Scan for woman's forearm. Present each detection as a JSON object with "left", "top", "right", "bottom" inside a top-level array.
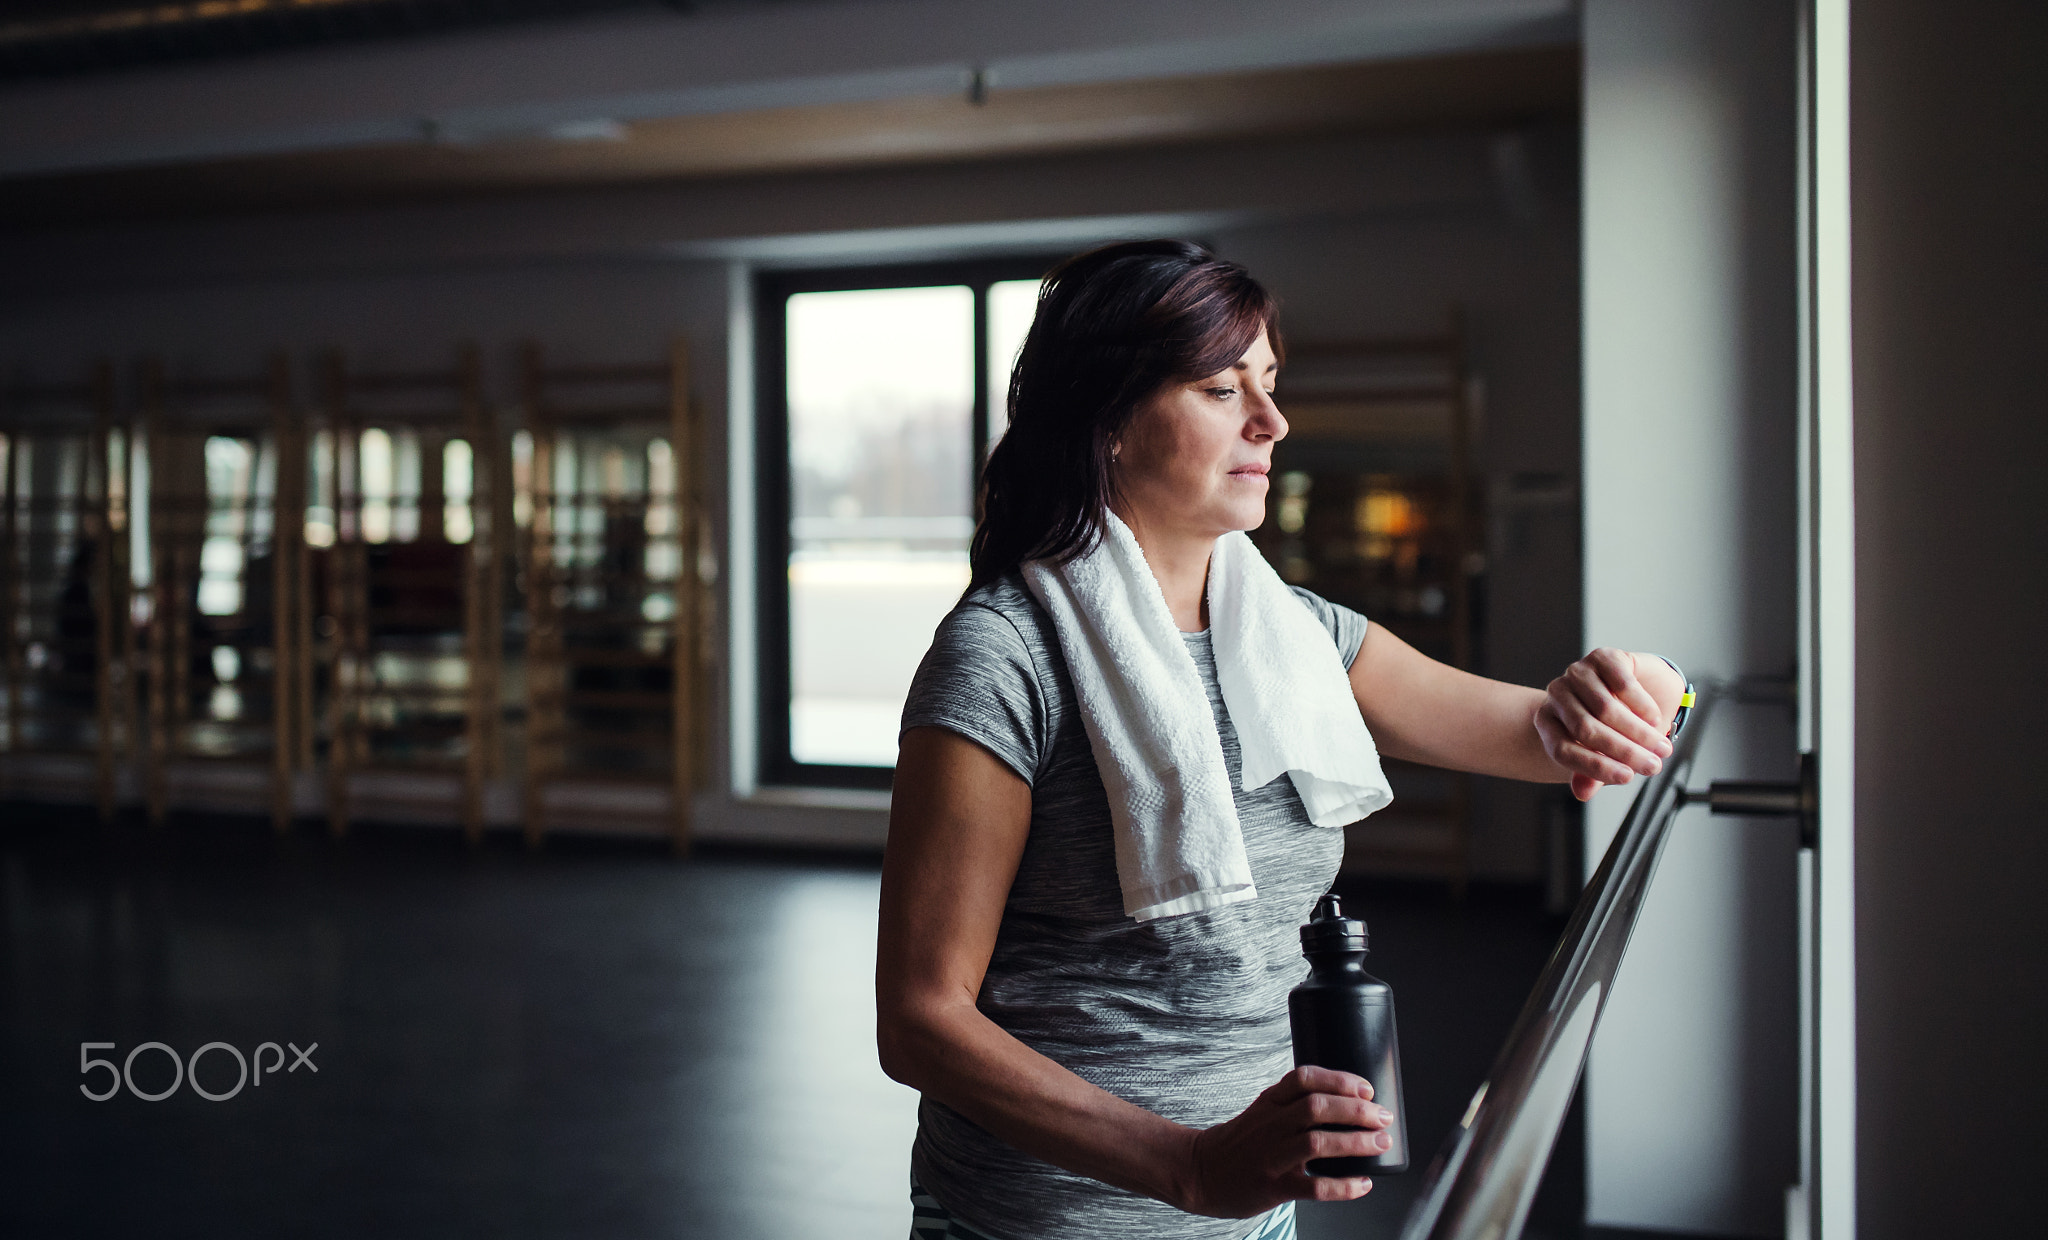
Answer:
[
  {"left": 1349, "top": 625, "right": 1560, "bottom": 781},
  {"left": 1373, "top": 664, "right": 1560, "bottom": 781},
  {"left": 879, "top": 996, "right": 1197, "bottom": 1209},
  {"left": 1351, "top": 627, "right": 1684, "bottom": 784}
]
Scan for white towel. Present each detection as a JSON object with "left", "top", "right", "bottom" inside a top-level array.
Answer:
[{"left": 1023, "top": 513, "right": 1392, "bottom": 922}]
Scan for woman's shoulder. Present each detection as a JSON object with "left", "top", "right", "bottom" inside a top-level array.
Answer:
[
  {"left": 917, "top": 571, "right": 1056, "bottom": 682},
  {"left": 961, "top": 568, "right": 1038, "bottom": 613},
  {"left": 907, "top": 571, "right": 1060, "bottom": 785},
  {"left": 1283, "top": 584, "right": 1371, "bottom": 669},
  {"left": 946, "top": 571, "right": 1053, "bottom": 648}
]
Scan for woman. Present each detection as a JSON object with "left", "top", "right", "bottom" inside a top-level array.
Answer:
[{"left": 876, "top": 241, "right": 1682, "bottom": 1240}]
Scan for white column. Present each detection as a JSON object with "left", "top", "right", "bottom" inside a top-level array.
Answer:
[
  {"left": 1582, "top": 2, "right": 1802, "bottom": 1234},
  {"left": 1808, "top": 2, "right": 1855, "bottom": 1235}
]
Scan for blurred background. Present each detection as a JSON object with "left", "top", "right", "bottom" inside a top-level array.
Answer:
[{"left": 2, "top": 3, "right": 2041, "bottom": 1239}]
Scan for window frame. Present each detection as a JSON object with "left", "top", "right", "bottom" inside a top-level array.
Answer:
[{"left": 753, "top": 256, "right": 1054, "bottom": 790}]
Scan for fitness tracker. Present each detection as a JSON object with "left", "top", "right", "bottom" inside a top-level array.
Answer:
[{"left": 1655, "top": 656, "right": 1697, "bottom": 740}]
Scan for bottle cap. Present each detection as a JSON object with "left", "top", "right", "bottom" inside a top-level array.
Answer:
[{"left": 1300, "top": 892, "right": 1369, "bottom": 956}]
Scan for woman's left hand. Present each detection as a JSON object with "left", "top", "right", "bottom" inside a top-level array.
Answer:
[{"left": 1534, "top": 648, "right": 1685, "bottom": 801}]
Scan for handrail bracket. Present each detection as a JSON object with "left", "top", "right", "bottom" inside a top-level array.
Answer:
[{"left": 1680, "top": 750, "right": 1818, "bottom": 849}]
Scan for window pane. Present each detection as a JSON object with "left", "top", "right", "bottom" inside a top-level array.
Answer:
[
  {"left": 443, "top": 438, "right": 474, "bottom": 543},
  {"left": 360, "top": 427, "right": 393, "bottom": 544},
  {"left": 391, "top": 428, "right": 421, "bottom": 543},
  {"left": 786, "top": 285, "right": 974, "bottom": 767},
  {"left": 199, "top": 436, "right": 252, "bottom": 615},
  {"left": 986, "top": 278, "right": 1040, "bottom": 448}
]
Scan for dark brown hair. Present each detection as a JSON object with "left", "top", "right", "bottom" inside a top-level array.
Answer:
[{"left": 968, "top": 239, "right": 1280, "bottom": 592}]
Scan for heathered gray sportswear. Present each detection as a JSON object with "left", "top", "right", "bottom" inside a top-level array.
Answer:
[{"left": 899, "top": 571, "right": 1370, "bottom": 1240}]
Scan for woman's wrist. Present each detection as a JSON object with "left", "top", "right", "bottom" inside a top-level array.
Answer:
[{"left": 1630, "top": 652, "right": 1687, "bottom": 725}]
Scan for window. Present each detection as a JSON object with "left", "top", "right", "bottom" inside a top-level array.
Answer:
[{"left": 756, "top": 259, "right": 1046, "bottom": 788}]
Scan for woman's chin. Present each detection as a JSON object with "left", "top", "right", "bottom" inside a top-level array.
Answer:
[
  {"left": 1215, "top": 508, "right": 1270, "bottom": 536},
  {"left": 1231, "top": 497, "right": 1273, "bottom": 532},
  {"left": 1143, "top": 499, "right": 1268, "bottom": 540}
]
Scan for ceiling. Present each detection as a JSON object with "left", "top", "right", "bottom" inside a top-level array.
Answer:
[
  {"left": 0, "top": 46, "right": 1576, "bottom": 228},
  {"left": 0, "top": 0, "right": 757, "bottom": 82}
]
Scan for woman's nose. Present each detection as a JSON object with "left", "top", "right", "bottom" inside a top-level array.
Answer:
[{"left": 1247, "top": 389, "right": 1287, "bottom": 442}]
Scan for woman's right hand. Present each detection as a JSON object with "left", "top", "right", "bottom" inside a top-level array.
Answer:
[{"left": 1177, "top": 1066, "right": 1391, "bottom": 1218}]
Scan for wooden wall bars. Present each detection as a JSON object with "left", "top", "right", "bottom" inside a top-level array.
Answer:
[
  {"left": 516, "top": 340, "right": 705, "bottom": 853},
  {"left": 3, "top": 338, "right": 707, "bottom": 847},
  {"left": 134, "top": 354, "right": 305, "bottom": 831},
  {"left": 315, "top": 346, "right": 502, "bottom": 842},
  {"left": 0, "top": 363, "right": 128, "bottom": 820}
]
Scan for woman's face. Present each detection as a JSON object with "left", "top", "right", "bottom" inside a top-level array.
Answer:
[{"left": 1111, "top": 329, "right": 1285, "bottom": 542}]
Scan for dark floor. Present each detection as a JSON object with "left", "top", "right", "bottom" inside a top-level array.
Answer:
[{"left": 0, "top": 803, "right": 1586, "bottom": 1240}]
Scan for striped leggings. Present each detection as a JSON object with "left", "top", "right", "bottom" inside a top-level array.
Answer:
[{"left": 908, "top": 1177, "right": 1297, "bottom": 1240}]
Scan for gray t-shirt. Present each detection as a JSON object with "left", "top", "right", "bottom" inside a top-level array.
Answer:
[{"left": 899, "top": 571, "right": 1370, "bottom": 1240}]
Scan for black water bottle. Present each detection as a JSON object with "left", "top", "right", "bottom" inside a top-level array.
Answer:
[{"left": 1288, "top": 893, "right": 1409, "bottom": 1175}]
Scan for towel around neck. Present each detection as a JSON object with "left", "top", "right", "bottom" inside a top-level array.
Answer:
[{"left": 1024, "top": 512, "right": 1392, "bottom": 922}]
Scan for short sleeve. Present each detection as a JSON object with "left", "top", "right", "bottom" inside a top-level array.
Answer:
[
  {"left": 900, "top": 602, "right": 1047, "bottom": 785},
  {"left": 1287, "top": 586, "right": 1371, "bottom": 670}
]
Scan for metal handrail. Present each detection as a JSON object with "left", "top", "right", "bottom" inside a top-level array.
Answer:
[{"left": 1398, "top": 688, "right": 1720, "bottom": 1240}]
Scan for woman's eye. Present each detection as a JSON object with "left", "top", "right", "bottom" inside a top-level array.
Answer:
[{"left": 1207, "top": 387, "right": 1238, "bottom": 399}]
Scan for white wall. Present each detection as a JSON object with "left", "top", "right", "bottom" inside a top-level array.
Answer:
[
  {"left": 0, "top": 124, "right": 1582, "bottom": 869},
  {"left": 1582, "top": 1, "right": 1802, "bottom": 1235}
]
